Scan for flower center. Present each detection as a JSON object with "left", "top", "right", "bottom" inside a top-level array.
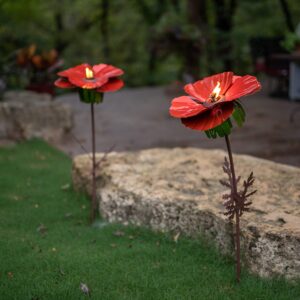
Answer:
[
  {"left": 85, "top": 67, "right": 94, "bottom": 79},
  {"left": 210, "top": 81, "right": 221, "bottom": 102}
]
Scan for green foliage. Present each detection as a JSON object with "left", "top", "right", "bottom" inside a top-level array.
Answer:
[
  {"left": 79, "top": 89, "right": 103, "bottom": 104},
  {"left": 0, "top": 140, "right": 300, "bottom": 299},
  {"left": 205, "top": 101, "right": 246, "bottom": 139},
  {"left": 281, "top": 32, "right": 300, "bottom": 52},
  {"left": 232, "top": 101, "right": 246, "bottom": 127},
  {"left": 205, "top": 118, "right": 233, "bottom": 139},
  {"left": 1, "top": 0, "right": 300, "bottom": 87}
]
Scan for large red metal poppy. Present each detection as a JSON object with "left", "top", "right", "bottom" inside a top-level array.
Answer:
[
  {"left": 55, "top": 63, "right": 124, "bottom": 92},
  {"left": 169, "top": 72, "right": 261, "bottom": 131}
]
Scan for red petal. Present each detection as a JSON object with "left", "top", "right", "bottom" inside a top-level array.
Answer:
[
  {"left": 185, "top": 72, "right": 234, "bottom": 101},
  {"left": 232, "top": 75, "right": 241, "bottom": 83},
  {"left": 184, "top": 80, "right": 211, "bottom": 102},
  {"left": 54, "top": 78, "right": 75, "bottom": 88},
  {"left": 169, "top": 96, "right": 207, "bottom": 118},
  {"left": 93, "top": 64, "right": 124, "bottom": 78},
  {"left": 96, "top": 78, "right": 124, "bottom": 92},
  {"left": 225, "top": 75, "right": 261, "bottom": 101},
  {"left": 68, "top": 75, "right": 108, "bottom": 89},
  {"left": 57, "top": 63, "right": 90, "bottom": 78},
  {"left": 202, "top": 71, "right": 233, "bottom": 96},
  {"left": 182, "top": 102, "right": 234, "bottom": 131}
]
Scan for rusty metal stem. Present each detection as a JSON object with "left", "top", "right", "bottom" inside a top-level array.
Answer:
[
  {"left": 225, "top": 134, "right": 241, "bottom": 283},
  {"left": 90, "top": 102, "right": 97, "bottom": 223}
]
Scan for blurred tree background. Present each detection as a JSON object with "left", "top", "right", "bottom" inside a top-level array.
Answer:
[{"left": 0, "top": 0, "right": 299, "bottom": 88}]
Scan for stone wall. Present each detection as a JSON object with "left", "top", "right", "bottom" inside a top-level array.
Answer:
[
  {"left": 0, "top": 91, "right": 73, "bottom": 142},
  {"left": 72, "top": 148, "right": 300, "bottom": 279}
]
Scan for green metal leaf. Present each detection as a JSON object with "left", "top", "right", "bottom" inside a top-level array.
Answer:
[
  {"left": 204, "top": 119, "right": 232, "bottom": 139},
  {"left": 79, "top": 89, "right": 103, "bottom": 104},
  {"left": 204, "top": 101, "right": 246, "bottom": 139},
  {"left": 232, "top": 101, "right": 246, "bottom": 127},
  {"left": 205, "top": 130, "right": 211, "bottom": 138},
  {"left": 216, "top": 118, "right": 232, "bottom": 137}
]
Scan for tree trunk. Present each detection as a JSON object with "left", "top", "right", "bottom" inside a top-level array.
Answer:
[
  {"left": 133, "top": 0, "right": 169, "bottom": 83},
  {"left": 54, "top": 12, "right": 68, "bottom": 54},
  {"left": 213, "top": 0, "right": 237, "bottom": 70},
  {"left": 278, "top": 0, "right": 295, "bottom": 32},
  {"left": 185, "top": 0, "right": 207, "bottom": 80},
  {"left": 147, "top": 42, "right": 158, "bottom": 85},
  {"left": 187, "top": 0, "right": 207, "bottom": 27},
  {"left": 100, "top": 0, "right": 110, "bottom": 62}
]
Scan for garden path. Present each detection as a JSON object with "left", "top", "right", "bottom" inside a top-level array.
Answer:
[{"left": 56, "top": 86, "right": 300, "bottom": 167}]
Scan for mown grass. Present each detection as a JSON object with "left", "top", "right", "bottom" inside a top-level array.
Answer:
[{"left": 0, "top": 140, "right": 299, "bottom": 300}]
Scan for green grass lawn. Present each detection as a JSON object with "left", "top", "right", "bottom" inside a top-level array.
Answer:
[{"left": 0, "top": 140, "right": 299, "bottom": 300}]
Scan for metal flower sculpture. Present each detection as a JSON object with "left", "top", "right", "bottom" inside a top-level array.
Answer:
[
  {"left": 169, "top": 71, "right": 261, "bottom": 282},
  {"left": 55, "top": 63, "right": 124, "bottom": 222}
]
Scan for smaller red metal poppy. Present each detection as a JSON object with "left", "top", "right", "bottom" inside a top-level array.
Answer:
[
  {"left": 55, "top": 63, "right": 124, "bottom": 94},
  {"left": 169, "top": 72, "right": 261, "bottom": 131},
  {"left": 54, "top": 62, "right": 124, "bottom": 223}
]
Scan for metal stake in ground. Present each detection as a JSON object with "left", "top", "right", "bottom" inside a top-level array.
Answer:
[
  {"left": 224, "top": 134, "right": 241, "bottom": 282},
  {"left": 90, "top": 102, "right": 97, "bottom": 223},
  {"left": 221, "top": 135, "right": 257, "bottom": 283},
  {"left": 54, "top": 63, "right": 125, "bottom": 223}
]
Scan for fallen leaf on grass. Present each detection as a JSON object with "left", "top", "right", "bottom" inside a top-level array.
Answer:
[
  {"left": 36, "top": 224, "right": 47, "bottom": 236},
  {"left": 7, "top": 272, "right": 13, "bottom": 278},
  {"left": 80, "top": 283, "right": 90, "bottom": 296},
  {"left": 113, "top": 230, "right": 125, "bottom": 237},
  {"left": 61, "top": 183, "right": 70, "bottom": 191},
  {"left": 173, "top": 232, "right": 180, "bottom": 243},
  {"left": 91, "top": 220, "right": 109, "bottom": 229},
  {"left": 11, "top": 195, "right": 23, "bottom": 201}
]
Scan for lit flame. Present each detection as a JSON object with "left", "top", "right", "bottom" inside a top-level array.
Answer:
[
  {"left": 85, "top": 67, "right": 94, "bottom": 79},
  {"left": 212, "top": 81, "right": 221, "bottom": 99}
]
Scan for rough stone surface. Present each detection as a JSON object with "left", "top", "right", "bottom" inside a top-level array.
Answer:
[
  {"left": 72, "top": 148, "right": 300, "bottom": 279},
  {"left": 0, "top": 91, "right": 73, "bottom": 142}
]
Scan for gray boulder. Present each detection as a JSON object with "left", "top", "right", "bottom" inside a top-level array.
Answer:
[
  {"left": 0, "top": 91, "right": 73, "bottom": 142},
  {"left": 72, "top": 148, "right": 300, "bottom": 279}
]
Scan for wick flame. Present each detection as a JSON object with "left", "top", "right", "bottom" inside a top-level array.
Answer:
[
  {"left": 85, "top": 67, "right": 94, "bottom": 79},
  {"left": 212, "top": 81, "right": 221, "bottom": 98}
]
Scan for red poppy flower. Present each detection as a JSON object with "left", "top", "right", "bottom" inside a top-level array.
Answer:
[
  {"left": 55, "top": 63, "right": 124, "bottom": 92},
  {"left": 169, "top": 72, "right": 261, "bottom": 131}
]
